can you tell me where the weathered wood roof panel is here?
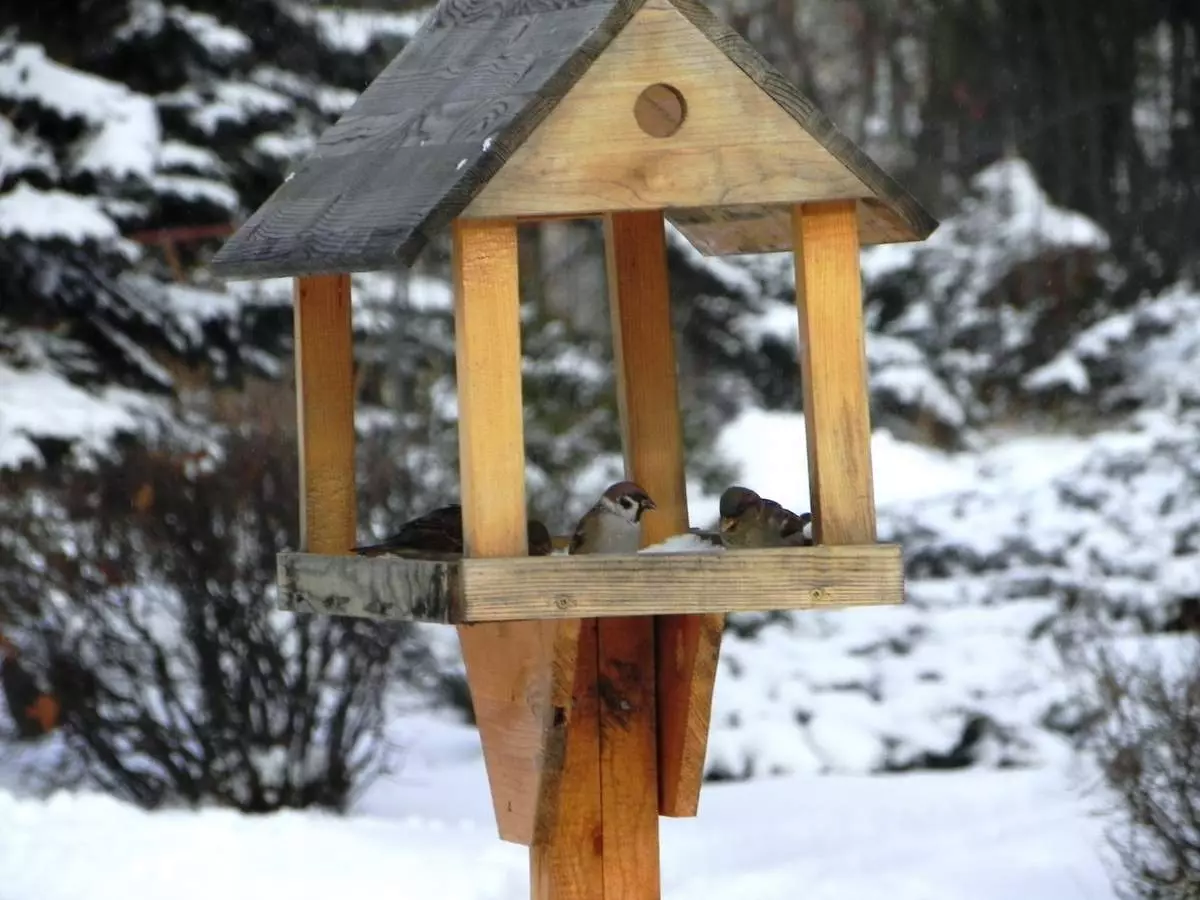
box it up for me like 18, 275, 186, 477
212, 0, 639, 279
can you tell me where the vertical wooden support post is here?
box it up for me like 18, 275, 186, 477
793, 200, 878, 545
450, 220, 597, 899
293, 274, 357, 555
606, 210, 720, 831
600, 210, 677, 899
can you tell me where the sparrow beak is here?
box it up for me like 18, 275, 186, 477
642, 497, 658, 512
719, 516, 736, 533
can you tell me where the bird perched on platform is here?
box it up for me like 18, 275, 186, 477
568, 480, 657, 555
352, 505, 553, 558
718, 486, 813, 549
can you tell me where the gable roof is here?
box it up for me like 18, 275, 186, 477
210, 0, 938, 281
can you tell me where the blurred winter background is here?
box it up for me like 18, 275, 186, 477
1, 0, 1198, 898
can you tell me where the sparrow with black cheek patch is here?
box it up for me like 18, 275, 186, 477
353, 504, 554, 557
718, 486, 813, 549
568, 480, 657, 555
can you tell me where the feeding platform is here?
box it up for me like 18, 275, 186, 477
211, 0, 936, 896
278, 544, 905, 623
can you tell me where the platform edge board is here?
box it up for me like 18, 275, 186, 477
277, 551, 463, 622
276, 545, 904, 623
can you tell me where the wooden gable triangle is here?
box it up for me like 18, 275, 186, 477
465, 0, 890, 252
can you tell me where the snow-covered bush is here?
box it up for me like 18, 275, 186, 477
861, 158, 1119, 444
1058, 627, 1200, 899
1, 413, 408, 812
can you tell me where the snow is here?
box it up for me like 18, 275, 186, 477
118, 1, 252, 59
0, 118, 57, 181
690, 408, 983, 526
298, 6, 430, 53
0, 184, 123, 245
1023, 351, 1091, 393
0, 44, 161, 181
188, 82, 293, 135
0, 718, 1116, 900
150, 173, 240, 210
157, 140, 225, 176
0, 364, 163, 469
641, 533, 725, 554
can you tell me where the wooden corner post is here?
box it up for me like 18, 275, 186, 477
606, 209, 721, 826
293, 274, 357, 555
793, 200, 878, 546
450, 219, 598, 897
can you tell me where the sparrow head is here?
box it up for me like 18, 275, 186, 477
526, 519, 554, 557
599, 480, 657, 524
719, 485, 763, 533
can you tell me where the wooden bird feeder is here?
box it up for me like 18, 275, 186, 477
210, 0, 937, 896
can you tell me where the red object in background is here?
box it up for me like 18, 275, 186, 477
0, 634, 61, 739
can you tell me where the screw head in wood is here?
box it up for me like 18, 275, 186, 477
634, 83, 687, 138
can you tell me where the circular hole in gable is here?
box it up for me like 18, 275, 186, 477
634, 83, 687, 138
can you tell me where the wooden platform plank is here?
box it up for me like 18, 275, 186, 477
793, 201, 878, 546
450, 218, 582, 848
605, 208, 716, 821
276, 544, 905, 623
293, 274, 356, 555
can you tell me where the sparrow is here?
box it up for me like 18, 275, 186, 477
353, 504, 554, 558
718, 485, 813, 549
567, 480, 657, 555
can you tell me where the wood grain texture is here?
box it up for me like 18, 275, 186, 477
597, 617, 660, 899
531, 618, 604, 900
293, 275, 356, 555
603, 209, 666, 893
450, 219, 582, 848
466, 0, 871, 218
274, 544, 905, 622
793, 201, 878, 545
604, 209, 716, 821
209, 0, 936, 280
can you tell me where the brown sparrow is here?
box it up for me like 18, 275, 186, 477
567, 480, 657, 555
353, 504, 553, 557
718, 486, 813, 549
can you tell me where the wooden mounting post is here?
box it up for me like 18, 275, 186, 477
605, 210, 721, 820
450, 220, 594, 897
793, 200, 878, 545
293, 274, 357, 555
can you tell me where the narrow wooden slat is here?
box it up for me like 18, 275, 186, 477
466, 546, 899, 618
275, 545, 905, 623
293, 274, 356, 555
596, 617, 660, 898
793, 201, 878, 545
602, 209, 669, 896
605, 209, 715, 823
531, 619, 604, 900
451, 218, 583, 848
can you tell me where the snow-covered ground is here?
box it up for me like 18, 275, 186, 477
0, 714, 1115, 900
0, 409, 1131, 899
